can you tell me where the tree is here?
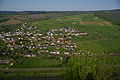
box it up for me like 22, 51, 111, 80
64, 54, 120, 80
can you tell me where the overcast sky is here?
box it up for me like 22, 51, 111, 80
0, 0, 120, 11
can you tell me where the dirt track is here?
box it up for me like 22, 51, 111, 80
0, 76, 63, 80
0, 68, 65, 71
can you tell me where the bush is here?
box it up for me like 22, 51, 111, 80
64, 54, 120, 80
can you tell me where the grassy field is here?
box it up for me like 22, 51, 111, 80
0, 12, 120, 79
31, 14, 120, 54
9, 57, 63, 68
0, 69, 64, 77
0, 17, 10, 23
108, 56, 120, 65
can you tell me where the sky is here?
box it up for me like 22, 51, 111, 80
0, 0, 120, 11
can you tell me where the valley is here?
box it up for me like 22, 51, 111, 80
0, 11, 120, 79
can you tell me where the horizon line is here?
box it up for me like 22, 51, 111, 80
0, 8, 120, 12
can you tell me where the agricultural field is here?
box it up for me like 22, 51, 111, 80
0, 17, 10, 23
0, 57, 65, 79
0, 11, 86, 26
94, 10, 120, 25
0, 11, 120, 79
31, 13, 120, 54
9, 57, 63, 68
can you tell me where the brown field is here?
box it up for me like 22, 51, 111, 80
64, 18, 82, 21
71, 21, 112, 26
72, 22, 77, 24
0, 20, 22, 26
80, 21, 112, 26
8, 14, 62, 21
9, 14, 45, 20
65, 18, 81, 20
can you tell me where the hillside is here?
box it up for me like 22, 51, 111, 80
1, 13, 120, 53
0, 11, 120, 79
94, 9, 120, 25
0, 10, 120, 54
31, 13, 120, 54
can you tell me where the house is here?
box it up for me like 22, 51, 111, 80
55, 51, 60, 54
50, 51, 60, 54
64, 52, 69, 54
50, 51, 56, 54
60, 57, 63, 60
51, 43, 55, 46
39, 34, 42, 36
57, 40, 60, 43
79, 33, 88, 36
10, 63, 13, 66
24, 54, 36, 57
31, 54, 36, 57
74, 53, 80, 54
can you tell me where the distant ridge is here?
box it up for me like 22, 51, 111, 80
0, 11, 50, 15
0, 9, 120, 15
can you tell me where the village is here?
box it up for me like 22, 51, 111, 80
0, 23, 89, 57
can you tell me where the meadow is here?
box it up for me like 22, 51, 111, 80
9, 57, 63, 68
31, 14, 120, 54
0, 12, 120, 79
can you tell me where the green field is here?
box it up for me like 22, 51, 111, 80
31, 14, 120, 54
0, 13, 120, 79
0, 69, 63, 77
0, 17, 10, 23
64, 55, 120, 80
10, 57, 63, 68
